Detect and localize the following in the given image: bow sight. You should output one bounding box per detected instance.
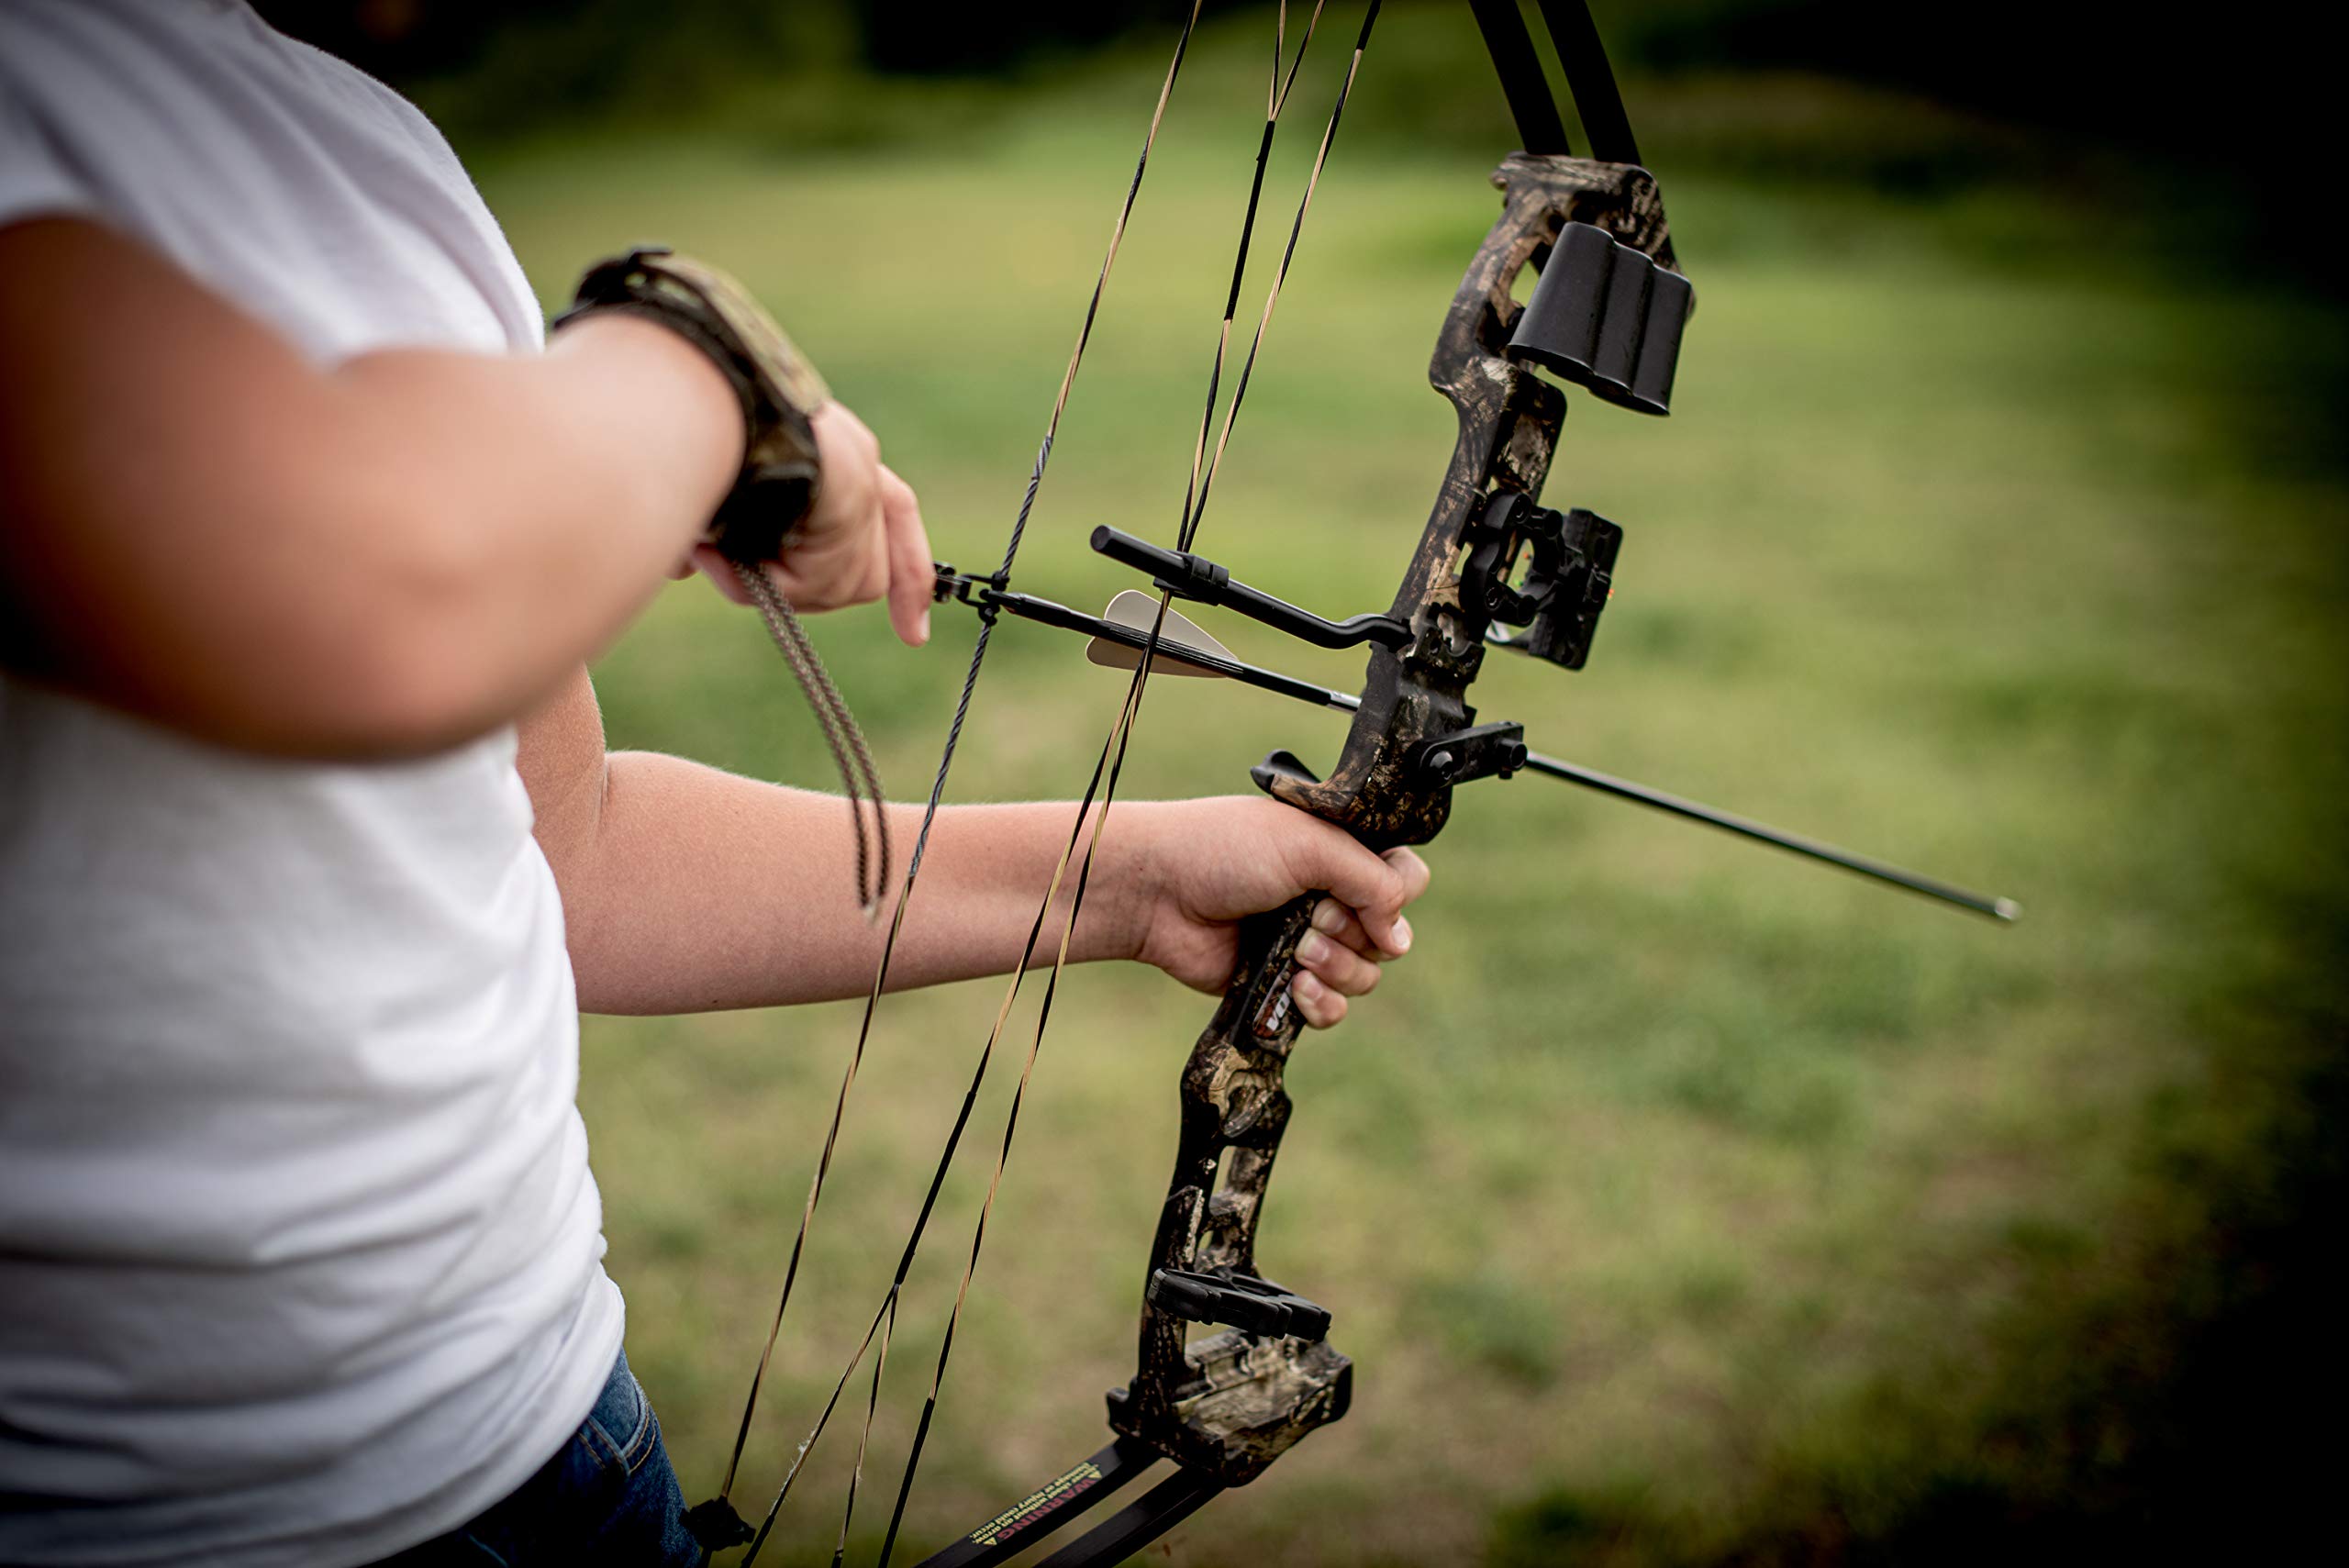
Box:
[1462,495,1620,669]
[1091,500,1621,677]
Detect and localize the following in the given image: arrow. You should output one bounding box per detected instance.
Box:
[1085,590,1242,680]
[930,566,2021,922]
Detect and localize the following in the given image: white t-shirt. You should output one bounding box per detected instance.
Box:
[0,3,624,1563]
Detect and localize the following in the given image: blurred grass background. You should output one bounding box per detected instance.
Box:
[294,1,2344,1561]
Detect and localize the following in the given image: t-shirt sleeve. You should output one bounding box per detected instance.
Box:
[0,80,96,231]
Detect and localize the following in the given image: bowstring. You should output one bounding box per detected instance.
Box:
[729,727,1111,1563]
[712,1,1208,1553]
[869,6,1385,1562]
[1174,2,1329,550]
[1182,5,1376,551]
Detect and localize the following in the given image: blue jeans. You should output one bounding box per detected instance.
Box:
[372,1349,700,1566]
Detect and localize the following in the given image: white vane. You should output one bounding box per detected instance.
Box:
[1084,589,1238,679]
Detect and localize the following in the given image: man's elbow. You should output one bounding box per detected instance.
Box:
[139,504,531,760]
[141,638,515,760]
[310,626,518,759]
[328,504,527,752]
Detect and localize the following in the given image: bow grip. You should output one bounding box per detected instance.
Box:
[1193,892,1324,1103]
[1111,890,1353,1485]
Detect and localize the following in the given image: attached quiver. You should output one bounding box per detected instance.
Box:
[1508,218,1693,417]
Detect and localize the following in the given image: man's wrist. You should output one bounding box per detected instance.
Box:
[544,313,744,537]
[1080,799,1171,968]
[553,246,829,566]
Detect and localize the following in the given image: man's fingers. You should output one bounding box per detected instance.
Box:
[1298,826,1418,957]
[825,457,881,552]
[692,544,753,604]
[1308,897,1384,962]
[1297,927,1381,997]
[1384,845,1432,905]
[878,464,932,646]
[765,402,887,608]
[814,400,878,465]
[1290,969,1348,1029]
[766,478,879,608]
[728,402,941,638]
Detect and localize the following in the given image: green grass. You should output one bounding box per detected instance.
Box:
[463,17,2347,1564]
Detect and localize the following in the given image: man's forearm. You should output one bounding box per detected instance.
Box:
[0,219,740,756]
[560,750,1154,1015]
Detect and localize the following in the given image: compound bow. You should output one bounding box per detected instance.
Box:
[687,4,2015,1564]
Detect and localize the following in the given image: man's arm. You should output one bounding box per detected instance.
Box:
[0,217,741,757]
[518,669,1424,1021]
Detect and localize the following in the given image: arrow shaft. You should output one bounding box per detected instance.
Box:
[932,570,2018,922]
[946,575,1360,710]
[1516,751,2018,921]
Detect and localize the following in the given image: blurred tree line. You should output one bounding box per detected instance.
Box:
[251,0,2324,284]
[252,0,2298,135]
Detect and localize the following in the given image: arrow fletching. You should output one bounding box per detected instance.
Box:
[1085,589,1239,679]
